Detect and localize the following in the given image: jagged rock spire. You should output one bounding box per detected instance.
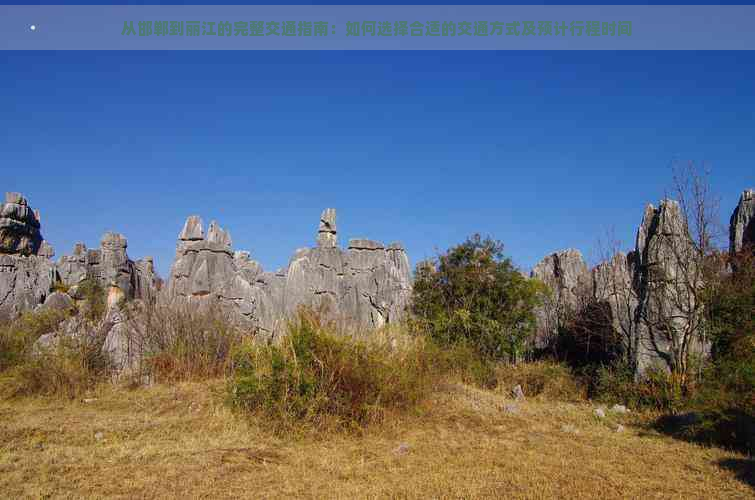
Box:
[730,188,755,254]
[179,215,204,241]
[317,208,337,248]
[207,220,233,248]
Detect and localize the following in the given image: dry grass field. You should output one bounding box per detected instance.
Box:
[1,379,752,499]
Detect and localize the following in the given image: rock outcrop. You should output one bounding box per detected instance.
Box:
[632,200,707,374]
[535,198,712,376]
[57,233,159,302]
[0,193,57,321]
[0,192,45,256]
[1,192,160,320]
[730,188,755,254]
[164,209,411,335]
[530,249,591,347]
[591,251,639,351]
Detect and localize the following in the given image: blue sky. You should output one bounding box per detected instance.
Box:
[1,7,754,277]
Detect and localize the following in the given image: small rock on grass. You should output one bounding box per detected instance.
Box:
[502,403,519,414]
[512,385,525,401]
[594,408,606,419]
[94,432,104,441]
[611,404,628,414]
[394,443,411,455]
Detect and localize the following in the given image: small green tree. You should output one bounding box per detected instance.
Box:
[411,234,547,363]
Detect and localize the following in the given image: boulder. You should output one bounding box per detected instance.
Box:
[40,291,75,312]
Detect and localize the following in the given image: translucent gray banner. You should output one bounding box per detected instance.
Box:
[2,5,755,50]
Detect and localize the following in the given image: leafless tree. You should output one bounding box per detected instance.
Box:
[632,161,722,381]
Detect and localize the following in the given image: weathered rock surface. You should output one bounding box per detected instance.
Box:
[632,199,707,375]
[536,197,717,377]
[33,283,145,378]
[591,250,639,352]
[1,192,161,320]
[0,193,57,321]
[730,188,755,254]
[0,192,45,256]
[317,208,338,248]
[530,249,591,347]
[39,291,75,312]
[57,233,159,302]
[0,253,56,321]
[164,209,411,335]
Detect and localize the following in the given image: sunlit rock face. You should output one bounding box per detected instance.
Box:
[0,192,44,256]
[0,192,56,321]
[164,209,412,336]
[534,198,715,377]
[730,189,755,254]
[57,233,159,302]
[530,248,591,348]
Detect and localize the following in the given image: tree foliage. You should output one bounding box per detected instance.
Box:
[411,234,547,362]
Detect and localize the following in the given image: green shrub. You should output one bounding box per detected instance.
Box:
[431,341,499,389]
[76,279,106,323]
[228,313,437,431]
[0,308,70,372]
[3,332,111,399]
[669,249,755,453]
[411,234,547,363]
[593,363,686,412]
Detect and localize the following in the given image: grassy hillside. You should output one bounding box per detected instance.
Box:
[1,379,751,499]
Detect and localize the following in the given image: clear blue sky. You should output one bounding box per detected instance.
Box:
[2,3,754,277]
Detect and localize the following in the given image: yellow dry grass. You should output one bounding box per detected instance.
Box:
[0,380,751,499]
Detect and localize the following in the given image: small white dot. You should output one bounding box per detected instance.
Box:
[30,25,36,31]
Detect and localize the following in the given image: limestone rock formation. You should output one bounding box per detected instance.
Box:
[39,291,75,313]
[0,192,57,321]
[530,249,591,347]
[531,249,591,308]
[632,200,707,374]
[33,284,144,378]
[164,209,412,335]
[57,233,159,302]
[317,208,337,248]
[0,192,44,256]
[0,252,56,321]
[730,188,755,254]
[591,251,639,352]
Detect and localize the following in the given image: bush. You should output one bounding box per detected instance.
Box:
[76,279,107,323]
[121,303,246,383]
[496,361,586,401]
[685,249,755,453]
[592,363,686,412]
[411,234,547,363]
[0,308,70,372]
[3,329,111,399]
[228,312,438,431]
